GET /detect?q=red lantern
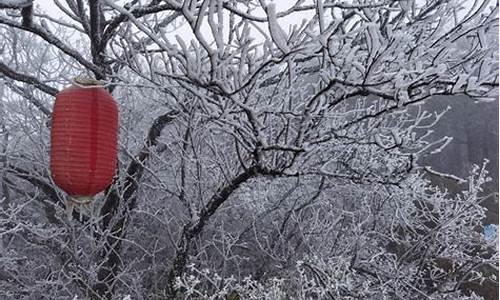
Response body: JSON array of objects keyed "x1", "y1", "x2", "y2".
[{"x1": 50, "y1": 84, "x2": 118, "y2": 200}]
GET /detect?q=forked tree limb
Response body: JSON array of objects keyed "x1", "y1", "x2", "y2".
[
  {"x1": 0, "y1": 16, "x2": 105, "y2": 78},
  {"x1": 94, "y1": 110, "x2": 178, "y2": 300},
  {"x1": 1, "y1": 160, "x2": 90, "y2": 223},
  {"x1": 166, "y1": 165, "x2": 260, "y2": 297}
]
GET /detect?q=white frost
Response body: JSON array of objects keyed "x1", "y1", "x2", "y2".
[{"x1": 265, "y1": 3, "x2": 290, "y2": 54}]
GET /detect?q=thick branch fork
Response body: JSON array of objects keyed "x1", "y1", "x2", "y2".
[{"x1": 166, "y1": 165, "x2": 260, "y2": 296}]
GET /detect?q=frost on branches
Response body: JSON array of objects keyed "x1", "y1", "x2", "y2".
[
  {"x1": 173, "y1": 163, "x2": 495, "y2": 299},
  {"x1": 0, "y1": 0, "x2": 498, "y2": 299}
]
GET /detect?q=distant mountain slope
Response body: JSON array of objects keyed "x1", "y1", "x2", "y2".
[
  {"x1": 421, "y1": 95, "x2": 498, "y2": 184},
  {"x1": 420, "y1": 95, "x2": 498, "y2": 224}
]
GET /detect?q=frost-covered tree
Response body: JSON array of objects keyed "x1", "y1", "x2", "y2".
[{"x1": 0, "y1": 0, "x2": 498, "y2": 299}]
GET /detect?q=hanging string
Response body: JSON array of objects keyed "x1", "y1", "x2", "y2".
[{"x1": 66, "y1": 195, "x2": 94, "y2": 222}]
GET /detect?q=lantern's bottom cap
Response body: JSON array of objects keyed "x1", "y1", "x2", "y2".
[{"x1": 69, "y1": 196, "x2": 94, "y2": 204}]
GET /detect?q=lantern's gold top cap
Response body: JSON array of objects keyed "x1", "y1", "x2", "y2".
[{"x1": 73, "y1": 76, "x2": 101, "y2": 86}]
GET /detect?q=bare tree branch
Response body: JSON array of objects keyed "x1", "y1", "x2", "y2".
[
  {"x1": 0, "y1": 16, "x2": 105, "y2": 78},
  {"x1": 0, "y1": 61, "x2": 58, "y2": 96},
  {"x1": 0, "y1": 0, "x2": 32, "y2": 9}
]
